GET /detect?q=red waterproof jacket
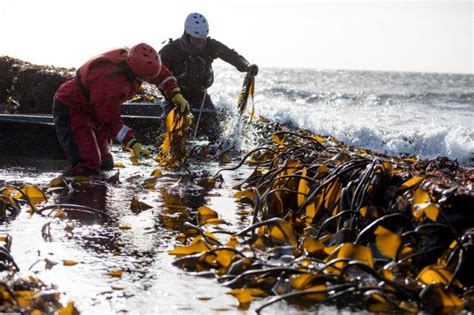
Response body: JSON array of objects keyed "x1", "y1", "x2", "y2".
[{"x1": 55, "y1": 48, "x2": 177, "y2": 145}]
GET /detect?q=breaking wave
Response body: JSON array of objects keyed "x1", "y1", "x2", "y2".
[{"x1": 212, "y1": 66, "x2": 474, "y2": 165}]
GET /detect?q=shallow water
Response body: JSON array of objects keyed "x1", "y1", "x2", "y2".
[
  {"x1": 1, "y1": 148, "x2": 364, "y2": 314},
  {"x1": 2, "y1": 67, "x2": 472, "y2": 313}
]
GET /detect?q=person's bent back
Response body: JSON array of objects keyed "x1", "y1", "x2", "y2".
[{"x1": 53, "y1": 43, "x2": 189, "y2": 177}]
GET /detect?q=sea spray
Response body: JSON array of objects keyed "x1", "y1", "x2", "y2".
[{"x1": 213, "y1": 66, "x2": 474, "y2": 165}]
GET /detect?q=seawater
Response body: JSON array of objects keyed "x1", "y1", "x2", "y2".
[
  {"x1": 0, "y1": 66, "x2": 472, "y2": 314},
  {"x1": 212, "y1": 66, "x2": 474, "y2": 165},
  {"x1": 0, "y1": 153, "x2": 351, "y2": 314}
]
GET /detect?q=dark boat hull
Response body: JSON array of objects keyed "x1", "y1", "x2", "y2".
[{"x1": 0, "y1": 103, "x2": 164, "y2": 160}]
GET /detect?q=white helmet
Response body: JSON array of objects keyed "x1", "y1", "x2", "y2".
[{"x1": 184, "y1": 13, "x2": 209, "y2": 39}]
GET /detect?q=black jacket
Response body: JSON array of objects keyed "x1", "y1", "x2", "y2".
[{"x1": 159, "y1": 36, "x2": 249, "y2": 93}]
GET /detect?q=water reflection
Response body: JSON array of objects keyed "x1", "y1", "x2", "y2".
[
  {"x1": 54, "y1": 183, "x2": 109, "y2": 224},
  {"x1": 158, "y1": 181, "x2": 208, "y2": 231},
  {"x1": 2, "y1": 154, "x2": 266, "y2": 313},
  {"x1": 158, "y1": 187, "x2": 190, "y2": 231}
]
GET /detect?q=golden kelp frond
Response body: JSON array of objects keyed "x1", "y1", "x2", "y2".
[
  {"x1": 236, "y1": 72, "x2": 256, "y2": 123},
  {"x1": 233, "y1": 189, "x2": 254, "y2": 204},
  {"x1": 268, "y1": 220, "x2": 298, "y2": 247},
  {"x1": 197, "y1": 206, "x2": 227, "y2": 226},
  {"x1": 18, "y1": 185, "x2": 47, "y2": 204},
  {"x1": 326, "y1": 243, "x2": 374, "y2": 268},
  {"x1": 417, "y1": 264, "x2": 462, "y2": 288},
  {"x1": 150, "y1": 167, "x2": 163, "y2": 177},
  {"x1": 169, "y1": 235, "x2": 214, "y2": 256},
  {"x1": 373, "y1": 225, "x2": 401, "y2": 259},
  {"x1": 130, "y1": 196, "x2": 153, "y2": 214},
  {"x1": 248, "y1": 77, "x2": 256, "y2": 122},
  {"x1": 399, "y1": 175, "x2": 425, "y2": 191},
  {"x1": 1, "y1": 184, "x2": 50, "y2": 214},
  {"x1": 156, "y1": 109, "x2": 192, "y2": 168},
  {"x1": 237, "y1": 73, "x2": 255, "y2": 115},
  {"x1": 271, "y1": 133, "x2": 285, "y2": 146},
  {"x1": 227, "y1": 287, "x2": 265, "y2": 309}
]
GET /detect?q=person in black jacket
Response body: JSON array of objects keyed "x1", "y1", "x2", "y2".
[{"x1": 159, "y1": 12, "x2": 258, "y2": 142}]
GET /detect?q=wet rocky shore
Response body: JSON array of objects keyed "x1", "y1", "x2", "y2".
[{"x1": 0, "y1": 56, "x2": 473, "y2": 314}]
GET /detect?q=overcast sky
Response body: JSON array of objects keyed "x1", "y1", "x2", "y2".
[{"x1": 0, "y1": 0, "x2": 472, "y2": 74}]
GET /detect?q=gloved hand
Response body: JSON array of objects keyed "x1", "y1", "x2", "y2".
[
  {"x1": 126, "y1": 139, "x2": 151, "y2": 159},
  {"x1": 247, "y1": 64, "x2": 259, "y2": 76},
  {"x1": 171, "y1": 88, "x2": 190, "y2": 113}
]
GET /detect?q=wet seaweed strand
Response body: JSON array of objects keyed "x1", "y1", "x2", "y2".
[{"x1": 170, "y1": 130, "x2": 474, "y2": 313}]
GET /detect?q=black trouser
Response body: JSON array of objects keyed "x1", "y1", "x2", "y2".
[
  {"x1": 53, "y1": 98, "x2": 114, "y2": 171},
  {"x1": 162, "y1": 90, "x2": 221, "y2": 142},
  {"x1": 52, "y1": 98, "x2": 82, "y2": 166}
]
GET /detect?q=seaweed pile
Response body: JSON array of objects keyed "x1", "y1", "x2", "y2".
[
  {"x1": 0, "y1": 56, "x2": 162, "y2": 115},
  {"x1": 168, "y1": 128, "x2": 474, "y2": 313},
  {"x1": 1, "y1": 119, "x2": 473, "y2": 313},
  {"x1": 0, "y1": 56, "x2": 72, "y2": 114},
  {"x1": 1, "y1": 56, "x2": 473, "y2": 313}
]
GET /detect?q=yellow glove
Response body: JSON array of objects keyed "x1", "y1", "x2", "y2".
[
  {"x1": 170, "y1": 88, "x2": 190, "y2": 113},
  {"x1": 126, "y1": 139, "x2": 151, "y2": 160}
]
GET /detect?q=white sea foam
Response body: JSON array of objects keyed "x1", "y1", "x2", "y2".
[{"x1": 212, "y1": 66, "x2": 474, "y2": 165}]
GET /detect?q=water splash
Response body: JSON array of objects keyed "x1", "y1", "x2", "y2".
[{"x1": 211, "y1": 67, "x2": 474, "y2": 165}]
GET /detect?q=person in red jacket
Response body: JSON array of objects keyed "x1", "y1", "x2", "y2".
[{"x1": 53, "y1": 43, "x2": 190, "y2": 177}]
